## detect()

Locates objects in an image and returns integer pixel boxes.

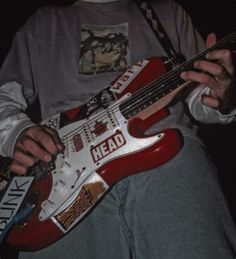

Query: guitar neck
[120,31,236,119]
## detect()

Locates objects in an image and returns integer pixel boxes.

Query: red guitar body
[5,57,183,251]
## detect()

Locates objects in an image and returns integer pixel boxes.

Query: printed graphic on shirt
[79,23,130,75]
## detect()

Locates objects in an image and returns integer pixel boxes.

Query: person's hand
[10,125,64,175]
[181,33,235,113]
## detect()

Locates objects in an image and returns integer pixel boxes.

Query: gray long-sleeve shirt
[0,0,235,157]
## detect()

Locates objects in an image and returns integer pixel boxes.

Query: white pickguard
[38,95,165,231]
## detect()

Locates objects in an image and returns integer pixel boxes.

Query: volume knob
[60,160,72,175]
[54,180,67,194]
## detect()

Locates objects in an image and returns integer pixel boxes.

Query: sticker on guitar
[54,180,107,232]
[91,131,126,163]
[2,29,236,251]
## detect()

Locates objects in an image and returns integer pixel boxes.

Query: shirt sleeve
[0,27,38,157]
[186,85,236,124]
[0,82,36,157]
[167,0,236,124]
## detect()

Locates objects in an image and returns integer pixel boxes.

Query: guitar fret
[120,31,236,119]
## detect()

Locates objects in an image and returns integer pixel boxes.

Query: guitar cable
[0,204,34,244]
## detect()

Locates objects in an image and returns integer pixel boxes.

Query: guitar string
[125,31,236,103]
[89,30,236,123]
[59,31,236,148]
[77,31,236,134]
[35,31,236,220]
[62,30,236,144]
[60,31,236,143]
[120,31,236,117]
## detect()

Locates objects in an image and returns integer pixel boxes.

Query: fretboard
[120,31,236,119]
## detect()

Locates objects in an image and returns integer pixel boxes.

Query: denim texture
[19,136,236,258]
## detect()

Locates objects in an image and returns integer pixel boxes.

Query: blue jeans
[19,136,236,258]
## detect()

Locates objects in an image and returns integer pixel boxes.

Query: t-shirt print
[79,23,130,75]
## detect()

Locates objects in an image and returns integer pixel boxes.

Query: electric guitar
[0,30,235,251]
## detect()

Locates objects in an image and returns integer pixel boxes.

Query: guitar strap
[136,0,185,66]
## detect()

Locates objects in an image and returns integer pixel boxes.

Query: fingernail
[194,61,199,67]
[180,72,186,79]
[57,144,64,151]
[44,154,51,162]
[205,53,210,59]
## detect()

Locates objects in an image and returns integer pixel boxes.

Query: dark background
[0,0,235,256]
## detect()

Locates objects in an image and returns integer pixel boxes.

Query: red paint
[6,57,182,251]
[64,107,81,121]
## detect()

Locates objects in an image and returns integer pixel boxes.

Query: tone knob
[60,160,72,175]
[54,180,67,194]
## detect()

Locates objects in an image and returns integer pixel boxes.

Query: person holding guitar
[0,0,236,258]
